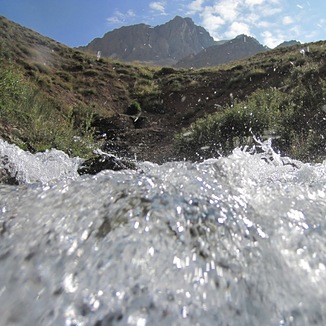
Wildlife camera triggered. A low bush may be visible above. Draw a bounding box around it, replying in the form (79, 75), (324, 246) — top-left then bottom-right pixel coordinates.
(34, 62), (52, 74)
(245, 68), (267, 81)
(0, 65), (96, 157)
(175, 78), (326, 162)
(56, 70), (72, 82)
(83, 69), (99, 77)
(127, 101), (142, 115)
(78, 88), (97, 97)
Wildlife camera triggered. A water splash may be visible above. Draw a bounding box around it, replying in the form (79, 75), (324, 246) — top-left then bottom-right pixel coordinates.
(0, 139), (325, 325)
(0, 139), (82, 184)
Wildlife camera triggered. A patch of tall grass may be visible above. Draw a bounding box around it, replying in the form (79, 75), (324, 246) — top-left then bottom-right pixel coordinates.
(175, 70), (326, 162)
(0, 64), (96, 157)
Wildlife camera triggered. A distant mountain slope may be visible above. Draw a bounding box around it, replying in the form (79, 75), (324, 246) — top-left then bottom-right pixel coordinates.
(175, 35), (269, 68)
(0, 15), (134, 115)
(81, 16), (216, 66)
(276, 40), (301, 48)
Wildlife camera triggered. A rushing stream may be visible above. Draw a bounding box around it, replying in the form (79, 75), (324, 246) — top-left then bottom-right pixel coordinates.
(0, 138), (325, 325)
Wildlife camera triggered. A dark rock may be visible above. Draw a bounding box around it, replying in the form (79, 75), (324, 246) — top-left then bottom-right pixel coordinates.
(78, 152), (137, 175)
(133, 116), (148, 129)
(0, 168), (19, 185)
(0, 156), (19, 185)
(94, 310), (123, 326)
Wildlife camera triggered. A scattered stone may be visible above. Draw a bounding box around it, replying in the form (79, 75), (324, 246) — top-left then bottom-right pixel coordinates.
(78, 151), (137, 175)
(0, 156), (19, 185)
(0, 167), (19, 185)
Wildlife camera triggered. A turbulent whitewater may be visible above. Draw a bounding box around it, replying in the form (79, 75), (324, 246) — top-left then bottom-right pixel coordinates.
(0, 138), (325, 325)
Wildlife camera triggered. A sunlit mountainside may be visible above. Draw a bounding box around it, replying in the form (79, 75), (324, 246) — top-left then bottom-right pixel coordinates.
(0, 16), (325, 163)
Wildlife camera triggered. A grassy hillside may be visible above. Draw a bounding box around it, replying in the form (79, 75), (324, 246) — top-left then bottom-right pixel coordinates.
(0, 16), (158, 156)
(174, 45), (326, 162)
(0, 16), (325, 162)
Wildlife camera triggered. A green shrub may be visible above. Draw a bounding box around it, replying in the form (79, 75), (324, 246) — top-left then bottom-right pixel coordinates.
(34, 62), (52, 74)
(245, 68), (267, 80)
(155, 67), (177, 76)
(290, 130), (326, 162)
(78, 88), (97, 96)
(175, 81), (325, 162)
(83, 69), (99, 77)
(133, 79), (160, 97)
(0, 65), (96, 157)
(72, 52), (85, 63)
(17, 45), (38, 57)
(56, 70), (72, 82)
(127, 101), (142, 115)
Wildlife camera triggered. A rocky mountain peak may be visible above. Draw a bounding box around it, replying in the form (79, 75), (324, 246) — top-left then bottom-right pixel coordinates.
(82, 16), (216, 66)
(80, 17), (298, 68)
(175, 34), (269, 68)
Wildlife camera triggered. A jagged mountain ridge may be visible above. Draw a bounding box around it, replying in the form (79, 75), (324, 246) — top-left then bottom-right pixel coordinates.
(81, 16), (299, 68)
(81, 16), (216, 66)
(276, 40), (301, 48)
(175, 34), (270, 68)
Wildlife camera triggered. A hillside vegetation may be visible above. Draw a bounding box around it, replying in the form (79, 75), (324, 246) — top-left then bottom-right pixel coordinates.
(0, 16), (325, 162)
(175, 59), (326, 162)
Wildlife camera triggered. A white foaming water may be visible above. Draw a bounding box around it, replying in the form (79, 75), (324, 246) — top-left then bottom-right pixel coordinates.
(0, 139), (82, 184)
(0, 139), (325, 325)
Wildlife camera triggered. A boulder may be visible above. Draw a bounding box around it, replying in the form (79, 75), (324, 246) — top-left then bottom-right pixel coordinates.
(0, 166), (19, 185)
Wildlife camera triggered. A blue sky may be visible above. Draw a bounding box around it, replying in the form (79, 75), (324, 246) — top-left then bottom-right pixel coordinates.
(1, 0), (325, 48)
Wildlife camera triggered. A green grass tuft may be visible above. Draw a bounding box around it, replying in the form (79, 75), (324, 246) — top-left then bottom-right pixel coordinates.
(0, 64), (97, 157)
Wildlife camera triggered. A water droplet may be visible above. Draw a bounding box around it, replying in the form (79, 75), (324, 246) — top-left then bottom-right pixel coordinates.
(64, 273), (78, 293)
